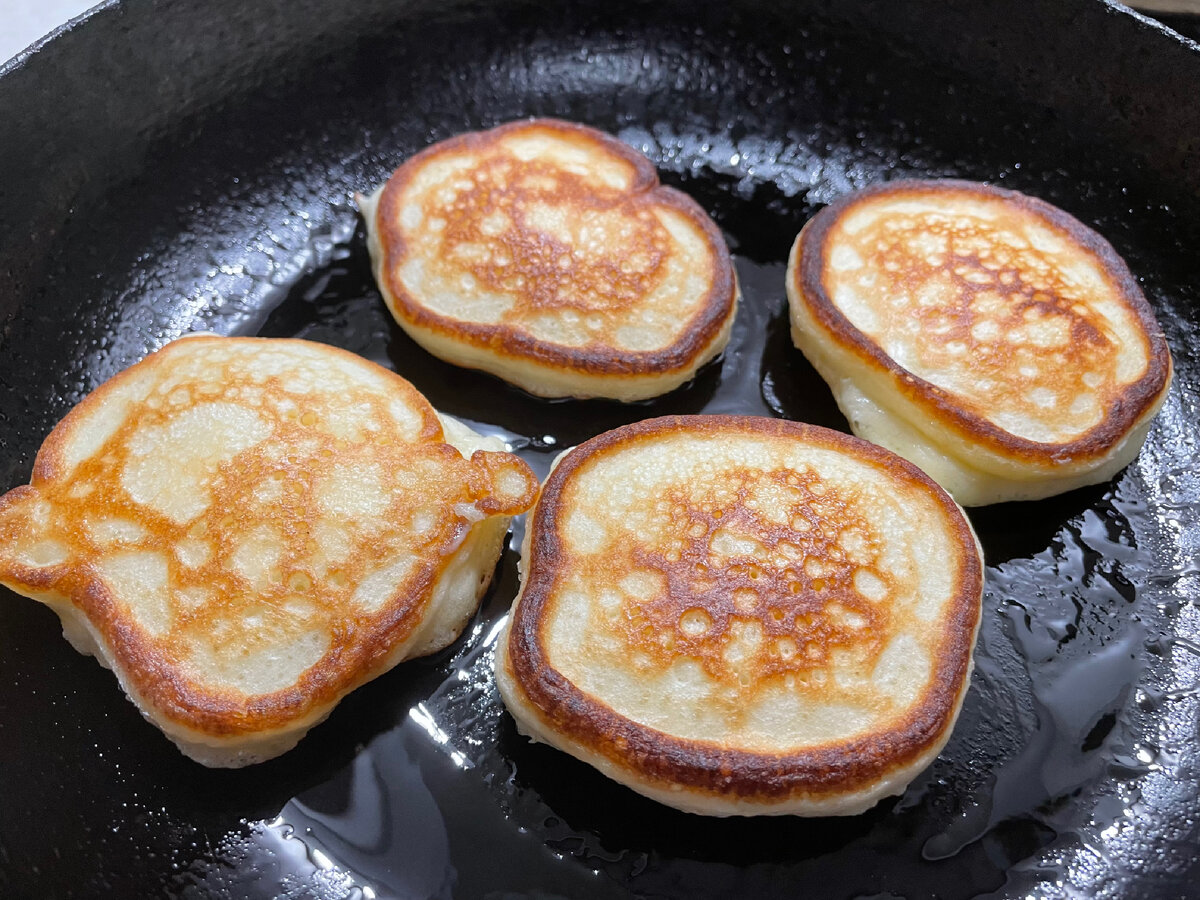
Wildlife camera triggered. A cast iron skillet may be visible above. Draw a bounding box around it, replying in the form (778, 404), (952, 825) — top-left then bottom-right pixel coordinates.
(1, 1), (1199, 897)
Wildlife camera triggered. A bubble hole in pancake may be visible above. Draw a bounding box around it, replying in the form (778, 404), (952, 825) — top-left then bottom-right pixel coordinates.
(787, 179), (1173, 506)
(359, 118), (739, 401)
(496, 415), (983, 816)
(0, 335), (538, 766)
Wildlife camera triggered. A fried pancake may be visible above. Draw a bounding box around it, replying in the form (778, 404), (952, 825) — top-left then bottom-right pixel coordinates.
(787, 179), (1173, 506)
(359, 118), (738, 401)
(0, 335), (538, 767)
(496, 415), (983, 816)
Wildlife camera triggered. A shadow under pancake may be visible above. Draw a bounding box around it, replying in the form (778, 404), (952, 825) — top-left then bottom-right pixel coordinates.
(966, 483), (1114, 567)
(497, 715), (886, 865)
(759, 304), (852, 433)
(493, 709), (1013, 899)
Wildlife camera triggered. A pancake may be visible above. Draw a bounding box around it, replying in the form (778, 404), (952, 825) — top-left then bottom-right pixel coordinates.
(787, 179), (1173, 506)
(496, 415), (983, 817)
(359, 118), (738, 401)
(0, 335), (538, 767)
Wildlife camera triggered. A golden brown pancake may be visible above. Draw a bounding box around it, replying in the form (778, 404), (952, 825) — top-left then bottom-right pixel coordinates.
(359, 118), (738, 401)
(0, 335), (538, 766)
(787, 179), (1173, 505)
(496, 415), (983, 816)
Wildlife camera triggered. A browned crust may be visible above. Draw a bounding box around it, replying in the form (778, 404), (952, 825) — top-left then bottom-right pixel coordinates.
(506, 414), (983, 801)
(373, 118), (737, 378)
(3, 336), (534, 738)
(792, 178), (1173, 464)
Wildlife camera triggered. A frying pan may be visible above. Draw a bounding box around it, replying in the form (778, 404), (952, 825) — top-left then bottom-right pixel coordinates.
(2, 0), (1199, 897)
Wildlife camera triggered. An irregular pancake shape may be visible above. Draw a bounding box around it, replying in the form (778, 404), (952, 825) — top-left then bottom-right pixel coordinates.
(496, 415), (983, 817)
(359, 118), (738, 401)
(787, 179), (1173, 506)
(0, 335), (538, 767)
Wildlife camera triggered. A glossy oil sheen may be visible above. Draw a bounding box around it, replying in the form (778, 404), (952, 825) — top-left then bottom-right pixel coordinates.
(0, 5), (1198, 899)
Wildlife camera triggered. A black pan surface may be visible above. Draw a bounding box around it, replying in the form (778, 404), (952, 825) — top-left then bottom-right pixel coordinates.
(1, 1), (1199, 897)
